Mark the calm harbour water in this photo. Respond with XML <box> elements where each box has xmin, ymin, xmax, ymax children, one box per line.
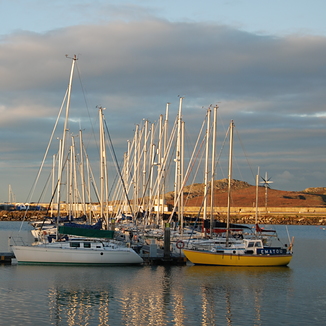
<box><xmin>0</xmin><ymin>221</ymin><xmax>325</xmax><ymax>325</ymax></box>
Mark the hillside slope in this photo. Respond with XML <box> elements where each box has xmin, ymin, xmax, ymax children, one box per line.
<box><xmin>165</xmin><ymin>179</ymin><xmax>326</xmax><ymax>207</ymax></box>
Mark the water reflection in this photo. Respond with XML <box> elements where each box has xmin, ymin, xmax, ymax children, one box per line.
<box><xmin>44</xmin><ymin>265</ymin><xmax>293</xmax><ymax>326</ymax></box>
<box><xmin>118</xmin><ymin>267</ymin><xmax>186</xmax><ymax>326</ymax></box>
<box><xmin>46</xmin><ymin>266</ymin><xmax>183</xmax><ymax>325</ymax></box>
<box><xmin>1</xmin><ymin>224</ymin><xmax>324</xmax><ymax>325</ymax></box>
<box><xmin>48</xmin><ymin>288</ymin><xmax>111</xmax><ymax>325</ymax></box>
<box><xmin>184</xmin><ymin>265</ymin><xmax>293</xmax><ymax>326</ymax></box>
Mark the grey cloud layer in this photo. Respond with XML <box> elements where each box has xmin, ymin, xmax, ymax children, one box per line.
<box><xmin>0</xmin><ymin>20</ymin><xmax>325</xmax><ymax>200</ymax></box>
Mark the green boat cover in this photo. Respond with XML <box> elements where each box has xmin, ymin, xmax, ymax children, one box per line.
<box><xmin>58</xmin><ymin>226</ymin><xmax>115</xmax><ymax>239</ymax></box>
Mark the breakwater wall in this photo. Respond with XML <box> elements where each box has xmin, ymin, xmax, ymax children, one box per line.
<box><xmin>182</xmin><ymin>206</ymin><xmax>326</xmax><ymax>225</ymax></box>
<box><xmin>1</xmin><ymin>207</ymin><xmax>326</xmax><ymax>225</ymax></box>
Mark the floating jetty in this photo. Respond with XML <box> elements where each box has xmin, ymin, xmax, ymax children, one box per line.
<box><xmin>139</xmin><ymin>244</ymin><xmax>187</xmax><ymax>266</ymax></box>
<box><xmin>138</xmin><ymin>227</ymin><xmax>187</xmax><ymax>266</ymax></box>
<box><xmin>142</xmin><ymin>256</ymin><xmax>187</xmax><ymax>266</ymax></box>
<box><xmin>0</xmin><ymin>252</ymin><xmax>15</xmax><ymax>264</ymax></box>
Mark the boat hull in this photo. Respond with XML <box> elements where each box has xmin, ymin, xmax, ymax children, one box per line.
<box><xmin>183</xmin><ymin>249</ymin><xmax>292</xmax><ymax>267</ymax></box>
<box><xmin>12</xmin><ymin>245</ymin><xmax>143</xmax><ymax>265</ymax></box>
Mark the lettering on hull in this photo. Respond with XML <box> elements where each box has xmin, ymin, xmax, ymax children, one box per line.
<box><xmin>257</xmin><ymin>248</ymin><xmax>287</xmax><ymax>255</ymax></box>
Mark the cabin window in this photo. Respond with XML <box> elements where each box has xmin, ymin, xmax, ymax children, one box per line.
<box><xmin>96</xmin><ymin>245</ymin><xmax>101</xmax><ymax>248</ymax></box>
<box><xmin>83</xmin><ymin>242</ymin><xmax>91</xmax><ymax>248</ymax></box>
<box><xmin>70</xmin><ymin>242</ymin><xmax>80</xmax><ymax>248</ymax></box>
<box><xmin>248</xmin><ymin>242</ymin><xmax>254</xmax><ymax>248</ymax></box>
<box><xmin>255</xmin><ymin>242</ymin><xmax>262</xmax><ymax>248</ymax></box>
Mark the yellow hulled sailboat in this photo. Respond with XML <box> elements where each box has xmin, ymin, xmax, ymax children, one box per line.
<box><xmin>183</xmin><ymin>238</ymin><xmax>292</xmax><ymax>266</ymax></box>
<box><xmin>183</xmin><ymin>121</ymin><xmax>293</xmax><ymax>267</ymax></box>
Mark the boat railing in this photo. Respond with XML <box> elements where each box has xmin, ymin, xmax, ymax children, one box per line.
<box><xmin>9</xmin><ymin>236</ymin><xmax>27</xmax><ymax>247</ymax></box>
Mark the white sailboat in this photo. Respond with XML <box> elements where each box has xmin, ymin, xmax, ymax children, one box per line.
<box><xmin>11</xmin><ymin>55</ymin><xmax>143</xmax><ymax>265</ymax></box>
<box><xmin>13</xmin><ymin>239</ymin><xmax>143</xmax><ymax>265</ymax></box>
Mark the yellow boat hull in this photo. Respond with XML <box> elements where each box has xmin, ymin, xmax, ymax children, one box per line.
<box><xmin>183</xmin><ymin>249</ymin><xmax>292</xmax><ymax>267</ymax></box>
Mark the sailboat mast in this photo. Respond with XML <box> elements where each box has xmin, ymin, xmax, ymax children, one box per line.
<box><xmin>180</xmin><ymin>120</ymin><xmax>185</xmax><ymax>233</ymax></box>
<box><xmin>156</xmin><ymin>114</ymin><xmax>163</xmax><ymax>224</ymax></box>
<box><xmin>57</xmin><ymin>55</ymin><xmax>77</xmax><ymax>232</ymax></box>
<box><xmin>255</xmin><ymin>166</ymin><xmax>260</xmax><ymax>226</ymax></box>
<box><xmin>226</xmin><ymin>120</ymin><xmax>234</xmax><ymax>241</ymax></box>
<box><xmin>149</xmin><ymin>123</ymin><xmax>155</xmax><ymax>214</ymax></box>
<box><xmin>133</xmin><ymin>124</ymin><xmax>139</xmax><ymax>215</ymax></box>
<box><xmin>162</xmin><ymin>103</ymin><xmax>169</xmax><ymax>219</ymax></box>
<box><xmin>68</xmin><ymin>140</ymin><xmax>74</xmax><ymax>219</ymax></box>
<box><xmin>79</xmin><ymin>129</ymin><xmax>87</xmax><ymax>216</ymax></box>
<box><xmin>174</xmin><ymin>97</ymin><xmax>183</xmax><ymax>225</ymax></box>
<box><xmin>51</xmin><ymin>154</ymin><xmax>56</xmax><ymax>217</ymax></box>
<box><xmin>210</xmin><ymin>105</ymin><xmax>218</xmax><ymax>235</ymax></box>
<box><xmin>72</xmin><ymin>138</ymin><xmax>79</xmax><ymax>218</ymax></box>
<box><xmin>203</xmin><ymin>107</ymin><xmax>211</xmax><ymax>224</ymax></box>
<box><xmin>85</xmin><ymin>153</ymin><xmax>92</xmax><ymax>223</ymax></box>
<box><xmin>98</xmin><ymin>107</ymin><xmax>106</xmax><ymax>225</ymax></box>
<box><xmin>124</xmin><ymin>140</ymin><xmax>130</xmax><ymax>213</ymax></box>
<box><xmin>142</xmin><ymin>120</ymin><xmax>149</xmax><ymax>203</ymax></box>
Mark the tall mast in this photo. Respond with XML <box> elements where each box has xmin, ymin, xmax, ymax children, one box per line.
<box><xmin>133</xmin><ymin>124</ymin><xmax>139</xmax><ymax>214</ymax></box>
<box><xmin>56</xmin><ymin>139</ymin><xmax>62</xmax><ymax>215</ymax></box>
<box><xmin>57</xmin><ymin>55</ymin><xmax>77</xmax><ymax>231</ymax></box>
<box><xmin>210</xmin><ymin>105</ymin><xmax>218</xmax><ymax>236</ymax></box>
<box><xmin>79</xmin><ymin>129</ymin><xmax>86</xmax><ymax>216</ymax></box>
<box><xmin>72</xmin><ymin>137</ymin><xmax>79</xmax><ymax>217</ymax></box>
<box><xmin>125</xmin><ymin>140</ymin><xmax>131</xmax><ymax>212</ymax></box>
<box><xmin>85</xmin><ymin>152</ymin><xmax>92</xmax><ymax>223</ymax></box>
<box><xmin>142</xmin><ymin>120</ymin><xmax>149</xmax><ymax>202</ymax></box>
<box><xmin>226</xmin><ymin>120</ymin><xmax>234</xmax><ymax>242</ymax></box>
<box><xmin>68</xmin><ymin>140</ymin><xmax>74</xmax><ymax>219</ymax></box>
<box><xmin>98</xmin><ymin>107</ymin><xmax>106</xmax><ymax>226</ymax></box>
<box><xmin>255</xmin><ymin>166</ymin><xmax>260</xmax><ymax>227</ymax></box>
<box><xmin>180</xmin><ymin>120</ymin><xmax>185</xmax><ymax>233</ymax></box>
<box><xmin>162</xmin><ymin>103</ymin><xmax>169</xmax><ymax>219</ymax></box>
<box><xmin>51</xmin><ymin>154</ymin><xmax>56</xmax><ymax>217</ymax></box>
<box><xmin>174</xmin><ymin>97</ymin><xmax>183</xmax><ymax>225</ymax></box>
<box><xmin>149</xmin><ymin>121</ymin><xmax>156</xmax><ymax>216</ymax></box>
<box><xmin>156</xmin><ymin>114</ymin><xmax>163</xmax><ymax>224</ymax></box>
<box><xmin>203</xmin><ymin>107</ymin><xmax>211</xmax><ymax>225</ymax></box>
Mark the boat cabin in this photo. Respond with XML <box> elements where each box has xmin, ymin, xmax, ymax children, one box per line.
<box><xmin>69</xmin><ymin>241</ymin><xmax>100</xmax><ymax>249</ymax></box>
<box><xmin>59</xmin><ymin>240</ymin><xmax>120</xmax><ymax>250</ymax></box>
<box><xmin>243</xmin><ymin>239</ymin><xmax>263</xmax><ymax>254</ymax></box>
<box><xmin>212</xmin><ymin>238</ymin><xmax>287</xmax><ymax>256</ymax></box>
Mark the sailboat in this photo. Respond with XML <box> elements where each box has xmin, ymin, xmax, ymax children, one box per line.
<box><xmin>12</xmin><ymin>237</ymin><xmax>143</xmax><ymax>265</ymax></box>
<box><xmin>11</xmin><ymin>55</ymin><xmax>143</xmax><ymax>265</ymax></box>
<box><xmin>183</xmin><ymin>121</ymin><xmax>293</xmax><ymax>267</ymax></box>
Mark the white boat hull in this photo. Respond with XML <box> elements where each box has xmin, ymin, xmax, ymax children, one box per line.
<box><xmin>12</xmin><ymin>242</ymin><xmax>143</xmax><ymax>265</ymax></box>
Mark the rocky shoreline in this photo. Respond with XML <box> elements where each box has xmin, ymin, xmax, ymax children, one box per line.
<box><xmin>1</xmin><ymin>210</ymin><xmax>325</xmax><ymax>226</ymax></box>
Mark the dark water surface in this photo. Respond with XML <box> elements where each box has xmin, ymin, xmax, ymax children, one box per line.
<box><xmin>0</xmin><ymin>222</ymin><xmax>325</xmax><ymax>325</ymax></box>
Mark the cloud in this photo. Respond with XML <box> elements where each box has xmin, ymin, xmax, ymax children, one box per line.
<box><xmin>1</xmin><ymin>19</ymin><xmax>326</xmax><ymax>200</ymax></box>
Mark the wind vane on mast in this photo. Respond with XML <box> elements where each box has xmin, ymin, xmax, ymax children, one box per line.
<box><xmin>260</xmin><ymin>172</ymin><xmax>273</xmax><ymax>212</ymax></box>
<box><xmin>261</xmin><ymin>172</ymin><xmax>273</xmax><ymax>188</ymax></box>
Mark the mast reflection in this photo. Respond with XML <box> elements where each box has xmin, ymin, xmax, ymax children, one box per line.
<box><xmin>186</xmin><ymin>265</ymin><xmax>292</xmax><ymax>326</ymax></box>
<box><xmin>46</xmin><ymin>265</ymin><xmax>292</xmax><ymax>325</ymax></box>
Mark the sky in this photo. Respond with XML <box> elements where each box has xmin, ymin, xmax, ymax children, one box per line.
<box><xmin>1</xmin><ymin>0</ymin><xmax>326</xmax><ymax>203</ymax></box>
